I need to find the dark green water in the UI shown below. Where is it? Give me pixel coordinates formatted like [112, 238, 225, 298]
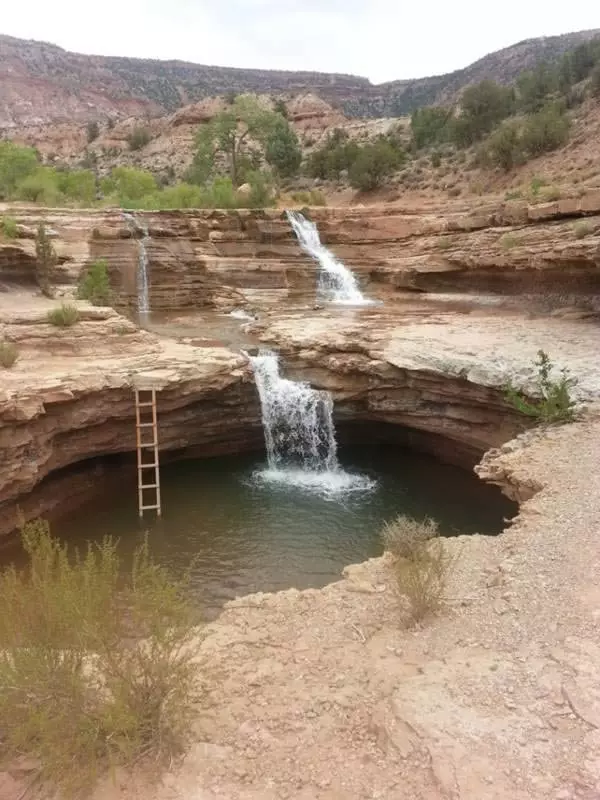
[48, 444, 515, 617]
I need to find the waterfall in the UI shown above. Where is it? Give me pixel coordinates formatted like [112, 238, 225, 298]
[248, 350, 375, 495]
[123, 212, 150, 316]
[286, 210, 372, 306]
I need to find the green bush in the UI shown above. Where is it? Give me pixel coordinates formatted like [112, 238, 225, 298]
[451, 80, 514, 146]
[431, 151, 442, 168]
[0, 340, 18, 368]
[47, 303, 80, 327]
[573, 220, 593, 239]
[0, 215, 18, 239]
[35, 223, 57, 297]
[0, 521, 200, 794]
[101, 166, 158, 207]
[521, 105, 570, 157]
[78, 259, 111, 305]
[17, 166, 63, 206]
[291, 189, 327, 206]
[127, 126, 152, 151]
[487, 121, 523, 171]
[264, 117, 302, 178]
[499, 232, 521, 250]
[86, 121, 100, 143]
[348, 138, 405, 191]
[0, 141, 39, 199]
[505, 350, 577, 424]
[410, 106, 452, 149]
[591, 64, 600, 98]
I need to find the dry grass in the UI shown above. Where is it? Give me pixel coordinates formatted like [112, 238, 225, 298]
[0, 339, 18, 368]
[382, 515, 456, 625]
[0, 521, 201, 796]
[573, 220, 594, 239]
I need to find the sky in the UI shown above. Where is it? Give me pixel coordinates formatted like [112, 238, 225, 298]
[2, 1, 599, 84]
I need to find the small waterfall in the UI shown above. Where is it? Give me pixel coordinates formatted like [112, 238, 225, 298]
[123, 212, 150, 316]
[286, 210, 372, 306]
[248, 350, 375, 495]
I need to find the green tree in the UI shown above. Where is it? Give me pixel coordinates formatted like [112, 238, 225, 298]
[487, 121, 523, 171]
[591, 64, 600, 98]
[264, 116, 302, 178]
[190, 96, 288, 186]
[127, 126, 152, 151]
[58, 169, 96, 205]
[348, 138, 404, 191]
[101, 167, 158, 206]
[86, 121, 100, 143]
[411, 106, 452, 149]
[35, 223, 57, 297]
[517, 63, 559, 113]
[452, 80, 514, 146]
[521, 104, 570, 157]
[17, 167, 63, 205]
[0, 141, 39, 198]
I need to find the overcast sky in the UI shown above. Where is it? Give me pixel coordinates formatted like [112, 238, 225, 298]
[2, 1, 599, 84]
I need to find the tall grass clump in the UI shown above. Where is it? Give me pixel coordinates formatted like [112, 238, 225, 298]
[0, 521, 201, 795]
[78, 259, 112, 306]
[47, 303, 80, 327]
[0, 216, 18, 239]
[382, 515, 456, 625]
[0, 339, 18, 368]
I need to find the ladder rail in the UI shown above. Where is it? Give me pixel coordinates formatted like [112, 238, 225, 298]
[134, 387, 161, 518]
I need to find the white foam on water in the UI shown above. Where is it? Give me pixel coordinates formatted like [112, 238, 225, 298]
[247, 349, 376, 498]
[226, 309, 256, 321]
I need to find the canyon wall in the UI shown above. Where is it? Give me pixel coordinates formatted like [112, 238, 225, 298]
[2, 194, 600, 313]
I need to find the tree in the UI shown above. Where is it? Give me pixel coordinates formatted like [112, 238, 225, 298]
[127, 127, 152, 151]
[517, 63, 558, 113]
[521, 104, 570, 157]
[348, 138, 404, 191]
[0, 141, 39, 199]
[487, 121, 523, 171]
[35, 223, 57, 297]
[591, 64, 600, 98]
[264, 117, 302, 178]
[411, 106, 452, 149]
[86, 121, 100, 143]
[190, 96, 291, 186]
[101, 167, 158, 206]
[452, 80, 514, 146]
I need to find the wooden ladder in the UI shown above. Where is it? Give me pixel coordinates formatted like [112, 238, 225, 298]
[134, 388, 161, 517]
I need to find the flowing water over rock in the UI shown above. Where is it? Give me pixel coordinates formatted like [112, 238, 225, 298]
[123, 212, 150, 316]
[286, 210, 373, 305]
[248, 350, 374, 495]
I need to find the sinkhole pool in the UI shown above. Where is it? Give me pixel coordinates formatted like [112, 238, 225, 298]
[43, 443, 516, 618]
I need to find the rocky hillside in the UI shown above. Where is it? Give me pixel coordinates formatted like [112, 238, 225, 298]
[2, 29, 599, 127]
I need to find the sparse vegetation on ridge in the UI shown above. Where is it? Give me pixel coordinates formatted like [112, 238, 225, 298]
[505, 349, 578, 424]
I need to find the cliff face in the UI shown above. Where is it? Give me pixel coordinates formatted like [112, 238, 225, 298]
[2, 29, 599, 127]
[3, 194, 600, 312]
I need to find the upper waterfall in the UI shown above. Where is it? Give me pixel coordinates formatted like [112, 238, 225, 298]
[286, 210, 373, 306]
[123, 212, 150, 316]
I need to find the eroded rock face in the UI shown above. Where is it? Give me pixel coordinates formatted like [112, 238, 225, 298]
[2, 193, 600, 315]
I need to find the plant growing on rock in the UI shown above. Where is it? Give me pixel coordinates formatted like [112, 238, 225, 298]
[0, 521, 201, 795]
[504, 349, 578, 424]
[127, 126, 152, 151]
[47, 303, 80, 327]
[0, 215, 18, 239]
[78, 259, 112, 305]
[573, 220, 593, 239]
[382, 515, 455, 625]
[0, 339, 18, 368]
[35, 222, 57, 297]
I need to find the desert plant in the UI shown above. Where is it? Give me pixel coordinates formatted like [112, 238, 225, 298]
[382, 515, 455, 624]
[0, 521, 200, 795]
[0, 215, 18, 238]
[499, 232, 521, 250]
[505, 349, 578, 423]
[573, 220, 593, 239]
[47, 303, 80, 327]
[127, 126, 152, 151]
[34, 222, 57, 297]
[86, 120, 100, 143]
[78, 259, 112, 305]
[0, 339, 18, 368]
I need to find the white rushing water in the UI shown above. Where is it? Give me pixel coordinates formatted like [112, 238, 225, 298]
[248, 350, 375, 496]
[123, 212, 150, 316]
[226, 309, 256, 321]
[286, 210, 373, 306]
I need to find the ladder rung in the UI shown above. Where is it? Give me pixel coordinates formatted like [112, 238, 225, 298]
[140, 504, 161, 510]
[137, 422, 155, 427]
[137, 402, 155, 408]
[138, 462, 158, 469]
[140, 441, 157, 448]
[141, 483, 159, 489]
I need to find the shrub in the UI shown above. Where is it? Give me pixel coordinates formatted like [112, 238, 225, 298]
[505, 189, 523, 200]
[17, 166, 63, 206]
[382, 515, 455, 624]
[348, 138, 405, 191]
[0, 141, 39, 199]
[264, 117, 302, 178]
[505, 349, 577, 424]
[499, 232, 521, 250]
[431, 151, 442, 168]
[0, 339, 18, 368]
[78, 259, 111, 305]
[86, 120, 100, 143]
[521, 105, 570, 157]
[573, 220, 593, 239]
[35, 223, 57, 297]
[47, 303, 80, 327]
[591, 64, 600, 98]
[291, 189, 327, 206]
[451, 80, 514, 147]
[487, 121, 523, 171]
[0, 521, 200, 794]
[127, 126, 152, 151]
[411, 106, 452, 149]
[0, 215, 18, 238]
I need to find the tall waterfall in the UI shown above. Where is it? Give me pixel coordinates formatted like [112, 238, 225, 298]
[248, 350, 375, 495]
[123, 212, 150, 316]
[286, 210, 372, 306]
